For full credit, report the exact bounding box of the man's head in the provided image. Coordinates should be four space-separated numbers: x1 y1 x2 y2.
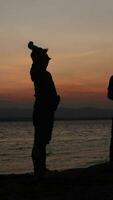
28 41 51 69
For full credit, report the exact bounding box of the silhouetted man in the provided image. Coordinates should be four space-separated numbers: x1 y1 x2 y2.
28 41 60 178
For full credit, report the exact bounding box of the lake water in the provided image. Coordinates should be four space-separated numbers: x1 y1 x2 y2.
0 120 111 174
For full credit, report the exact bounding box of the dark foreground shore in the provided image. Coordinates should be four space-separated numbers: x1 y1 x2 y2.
1 162 113 200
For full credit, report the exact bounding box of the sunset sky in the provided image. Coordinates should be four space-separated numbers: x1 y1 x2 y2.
0 0 113 109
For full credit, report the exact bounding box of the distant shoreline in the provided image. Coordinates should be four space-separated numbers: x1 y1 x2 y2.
0 107 113 122
0 107 113 121
0 118 112 122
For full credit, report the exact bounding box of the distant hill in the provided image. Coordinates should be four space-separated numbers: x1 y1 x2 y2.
55 107 113 120
0 106 113 120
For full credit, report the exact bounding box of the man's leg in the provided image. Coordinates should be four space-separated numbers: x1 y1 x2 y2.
32 126 46 176
32 144 46 175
